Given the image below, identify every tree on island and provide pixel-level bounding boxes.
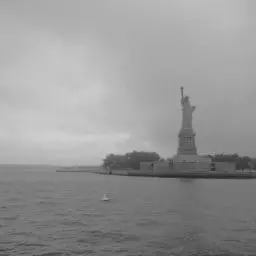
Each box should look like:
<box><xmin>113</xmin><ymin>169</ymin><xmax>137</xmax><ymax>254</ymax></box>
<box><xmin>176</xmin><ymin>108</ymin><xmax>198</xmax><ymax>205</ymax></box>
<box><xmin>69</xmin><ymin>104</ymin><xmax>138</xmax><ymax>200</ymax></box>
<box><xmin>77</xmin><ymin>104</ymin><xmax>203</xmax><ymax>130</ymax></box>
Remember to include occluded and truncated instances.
<box><xmin>102</xmin><ymin>151</ymin><xmax>160</xmax><ymax>170</ymax></box>
<box><xmin>208</xmin><ymin>153</ymin><xmax>254</xmax><ymax>170</ymax></box>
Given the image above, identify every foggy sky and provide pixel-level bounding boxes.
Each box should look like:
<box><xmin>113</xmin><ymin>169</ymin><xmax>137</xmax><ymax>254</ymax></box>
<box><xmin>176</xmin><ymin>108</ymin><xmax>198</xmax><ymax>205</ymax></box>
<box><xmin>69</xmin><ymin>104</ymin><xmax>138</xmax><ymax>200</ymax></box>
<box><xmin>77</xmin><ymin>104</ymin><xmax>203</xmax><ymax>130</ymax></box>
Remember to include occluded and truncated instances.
<box><xmin>0</xmin><ymin>0</ymin><xmax>255</xmax><ymax>165</ymax></box>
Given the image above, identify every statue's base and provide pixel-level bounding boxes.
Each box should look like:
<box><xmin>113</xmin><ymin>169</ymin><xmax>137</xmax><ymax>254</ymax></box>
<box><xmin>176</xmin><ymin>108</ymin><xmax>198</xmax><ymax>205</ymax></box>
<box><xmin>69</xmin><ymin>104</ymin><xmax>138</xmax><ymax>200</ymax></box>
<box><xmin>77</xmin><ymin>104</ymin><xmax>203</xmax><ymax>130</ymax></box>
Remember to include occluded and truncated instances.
<box><xmin>140</xmin><ymin>155</ymin><xmax>236</xmax><ymax>173</ymax></box>
<box><xmin>172</xmin><ymin>154</ymin><xmax>211</xmax><ymax>172</ymax></box>
<box><xmin>173</xmin><ymin>154</ymin><xmax>209</xmax><ymax>162</ymax></box>
<box><xmin>178</xmin><ymin>128</ymin><xmax>197</xmax><ymax>155</ymax></box>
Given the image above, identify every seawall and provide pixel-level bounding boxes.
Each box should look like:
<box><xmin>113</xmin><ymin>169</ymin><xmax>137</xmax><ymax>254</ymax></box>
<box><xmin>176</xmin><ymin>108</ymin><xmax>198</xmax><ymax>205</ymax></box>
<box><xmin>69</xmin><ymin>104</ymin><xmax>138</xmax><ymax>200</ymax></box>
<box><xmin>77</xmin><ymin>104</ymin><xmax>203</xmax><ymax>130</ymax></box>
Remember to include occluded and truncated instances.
<box><xmin>125</xmin><ymin>171</ymin><xmax>256</xmax><ymax>179</ymax></box>
<box><xmin>99</xmin><ymin>170</ymin><xmax>256</xmax><ymax>179</ymax></box>
<box><xmin>56</xmin><ymin>167</ymin><xmax>256</xmax><ymax>179</ymax></box>
<box><xmin>97</xmin><ymin>170</ymin><xmax>256</xmax><ymax>179</ymax></box>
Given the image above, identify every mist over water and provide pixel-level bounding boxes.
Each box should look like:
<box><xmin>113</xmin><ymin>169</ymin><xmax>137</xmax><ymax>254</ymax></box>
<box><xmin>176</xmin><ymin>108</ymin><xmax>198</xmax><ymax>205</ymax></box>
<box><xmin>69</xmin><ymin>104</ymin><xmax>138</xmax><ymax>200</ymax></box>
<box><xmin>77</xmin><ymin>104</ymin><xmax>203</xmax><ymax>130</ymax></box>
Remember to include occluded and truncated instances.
<box><xmin>0</xmin><ymin>167</ymin><xmax>256</xmax><ymax>255</ymax></box>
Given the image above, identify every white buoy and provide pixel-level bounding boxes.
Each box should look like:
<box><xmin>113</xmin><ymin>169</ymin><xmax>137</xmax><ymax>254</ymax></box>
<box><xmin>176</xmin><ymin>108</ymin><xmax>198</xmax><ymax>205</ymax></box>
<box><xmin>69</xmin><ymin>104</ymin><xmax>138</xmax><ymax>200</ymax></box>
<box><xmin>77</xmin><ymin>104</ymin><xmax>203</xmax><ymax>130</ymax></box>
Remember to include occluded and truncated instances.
<box><xmin>101</xmin><ymin>194</ymin><xmax>109</xmax><ymax>201</ymax></box>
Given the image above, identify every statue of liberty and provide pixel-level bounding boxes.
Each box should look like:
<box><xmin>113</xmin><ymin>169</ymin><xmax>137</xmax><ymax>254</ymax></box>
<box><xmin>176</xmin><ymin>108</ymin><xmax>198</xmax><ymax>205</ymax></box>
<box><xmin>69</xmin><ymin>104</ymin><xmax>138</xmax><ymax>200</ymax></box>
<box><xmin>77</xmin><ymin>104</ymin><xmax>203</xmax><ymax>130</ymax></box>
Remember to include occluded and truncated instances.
<box><xmin>180</xmin><ymin>87</ymin><xmax>195</xmax><ymax>129</ymax></box>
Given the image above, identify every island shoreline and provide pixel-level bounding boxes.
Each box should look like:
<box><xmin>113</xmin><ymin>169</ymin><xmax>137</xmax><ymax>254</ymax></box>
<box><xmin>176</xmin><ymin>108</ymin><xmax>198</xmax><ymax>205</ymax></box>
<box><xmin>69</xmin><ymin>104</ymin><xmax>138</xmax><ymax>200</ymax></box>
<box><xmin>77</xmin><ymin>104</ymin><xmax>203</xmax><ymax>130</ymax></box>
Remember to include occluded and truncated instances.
<box><xmin>56</xmin><ymin>168</ymin><xmax>256</xmax><ymax>179</ymax></box>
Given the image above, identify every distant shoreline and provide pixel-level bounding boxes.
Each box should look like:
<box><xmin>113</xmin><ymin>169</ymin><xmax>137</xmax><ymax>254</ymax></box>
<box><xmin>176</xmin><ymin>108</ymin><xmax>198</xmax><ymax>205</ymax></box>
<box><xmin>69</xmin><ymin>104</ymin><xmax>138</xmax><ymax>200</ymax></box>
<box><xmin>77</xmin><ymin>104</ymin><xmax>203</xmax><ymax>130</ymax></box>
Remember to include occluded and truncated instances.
<box><xmin>56</xmin><ymin>167</ymin><xmax>256</xmax><ymax>179</ymax></box>
<box><xmin>56</xmin><ymin>166</ymin><xmax>103</xmax><ymax>173</ymax></box>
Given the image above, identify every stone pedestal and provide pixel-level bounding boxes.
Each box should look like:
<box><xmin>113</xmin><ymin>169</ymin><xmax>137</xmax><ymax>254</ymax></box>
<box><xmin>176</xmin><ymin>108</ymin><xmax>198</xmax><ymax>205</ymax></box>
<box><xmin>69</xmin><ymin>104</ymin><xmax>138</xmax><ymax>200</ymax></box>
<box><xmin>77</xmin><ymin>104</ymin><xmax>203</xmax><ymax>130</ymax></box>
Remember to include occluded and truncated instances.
<box><xmin>177</xmin><ymin>128</ymin><xmax>197</xmax><ymax>155</ymax></box>
<box><xmin>172</xmin><ymin>154</ymin><xmax>211</xmax><ymax>172</ymax></box>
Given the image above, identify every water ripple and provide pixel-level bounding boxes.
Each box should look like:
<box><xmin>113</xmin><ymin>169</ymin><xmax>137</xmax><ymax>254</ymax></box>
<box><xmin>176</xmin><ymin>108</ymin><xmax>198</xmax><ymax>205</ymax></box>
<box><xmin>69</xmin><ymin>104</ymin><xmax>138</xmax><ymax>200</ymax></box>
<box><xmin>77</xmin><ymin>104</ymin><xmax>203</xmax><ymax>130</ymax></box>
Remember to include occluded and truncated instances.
<box><xmin>0</xmin><ymin>170</ymin><xmax>256</xmax><ymax>255</ymax></box>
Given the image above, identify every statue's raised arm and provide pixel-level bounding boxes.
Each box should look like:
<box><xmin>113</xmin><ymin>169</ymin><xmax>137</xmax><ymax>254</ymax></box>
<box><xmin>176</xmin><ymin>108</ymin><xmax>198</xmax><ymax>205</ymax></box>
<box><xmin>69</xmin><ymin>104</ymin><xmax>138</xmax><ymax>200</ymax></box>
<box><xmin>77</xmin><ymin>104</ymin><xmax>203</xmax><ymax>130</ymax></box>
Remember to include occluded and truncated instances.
<box><xmin>181</xmin><ymin>86</ymin><xmax>184</xmax><ymax>100</ymax></box>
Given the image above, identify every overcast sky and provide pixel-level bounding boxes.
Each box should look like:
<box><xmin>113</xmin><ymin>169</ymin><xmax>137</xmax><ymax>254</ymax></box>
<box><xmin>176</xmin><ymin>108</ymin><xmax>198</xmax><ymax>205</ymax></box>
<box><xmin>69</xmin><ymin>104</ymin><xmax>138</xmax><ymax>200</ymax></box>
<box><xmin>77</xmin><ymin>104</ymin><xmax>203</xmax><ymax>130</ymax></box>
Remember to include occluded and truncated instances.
<box><xmin>0</xmin><ymin>0</ymin><xmax>255</xmax><ymax>165</ymax></box>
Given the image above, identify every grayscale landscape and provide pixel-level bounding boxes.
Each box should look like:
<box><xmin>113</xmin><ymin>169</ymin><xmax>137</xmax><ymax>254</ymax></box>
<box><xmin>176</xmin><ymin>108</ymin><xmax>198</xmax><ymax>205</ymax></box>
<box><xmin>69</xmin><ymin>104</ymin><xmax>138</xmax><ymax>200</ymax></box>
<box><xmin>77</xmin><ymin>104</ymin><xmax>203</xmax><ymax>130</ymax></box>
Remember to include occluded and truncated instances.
<box><xmin>0</xmin><ymin>0</ymin><xmax>256</xmax><ymax>255</ymax></box>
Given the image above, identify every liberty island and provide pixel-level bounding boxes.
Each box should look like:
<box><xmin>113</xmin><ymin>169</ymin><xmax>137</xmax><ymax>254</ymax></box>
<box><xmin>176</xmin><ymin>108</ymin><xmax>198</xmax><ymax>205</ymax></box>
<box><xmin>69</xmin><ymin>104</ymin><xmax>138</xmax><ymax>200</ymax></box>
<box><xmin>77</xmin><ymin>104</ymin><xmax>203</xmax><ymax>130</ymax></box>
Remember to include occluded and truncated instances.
<box><xmin>108</xmin><ymin>87</ymin><xmax>256</xmax><ymax>178</ymax></box>
<box><xmin>57</xmin><ymin>87</ymin><xmax>256</xmax><ymax>178</ymax></box>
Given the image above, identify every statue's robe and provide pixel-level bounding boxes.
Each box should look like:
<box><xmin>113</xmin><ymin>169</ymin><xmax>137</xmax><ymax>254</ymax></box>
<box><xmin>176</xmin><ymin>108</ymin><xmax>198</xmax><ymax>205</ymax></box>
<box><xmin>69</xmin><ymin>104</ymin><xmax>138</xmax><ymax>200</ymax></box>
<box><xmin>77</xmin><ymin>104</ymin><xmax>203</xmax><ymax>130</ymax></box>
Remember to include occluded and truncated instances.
<box><xmin>181</xmin><ymin>96</ymin><xmax>195</xmax><ymax>129</ymax></box>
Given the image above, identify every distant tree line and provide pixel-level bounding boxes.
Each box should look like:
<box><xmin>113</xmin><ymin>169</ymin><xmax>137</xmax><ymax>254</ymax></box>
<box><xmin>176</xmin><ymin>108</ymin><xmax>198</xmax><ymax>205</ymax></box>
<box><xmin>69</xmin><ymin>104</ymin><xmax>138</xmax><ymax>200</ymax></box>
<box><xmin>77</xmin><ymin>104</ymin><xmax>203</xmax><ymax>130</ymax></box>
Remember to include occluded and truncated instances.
<box><xmin>208</xmin><ymin>153</ymin><xmax>255</xmax><ymax>170</ymax></box>
<box><xmin>102</xmin><ymin>151</ymin><xmax>256</xmax><ymax>170</ymax></box>
<box><xmin>102</xmin><ymin>151</ymin><xmax>160</xmax><ymax>170</ymax></box>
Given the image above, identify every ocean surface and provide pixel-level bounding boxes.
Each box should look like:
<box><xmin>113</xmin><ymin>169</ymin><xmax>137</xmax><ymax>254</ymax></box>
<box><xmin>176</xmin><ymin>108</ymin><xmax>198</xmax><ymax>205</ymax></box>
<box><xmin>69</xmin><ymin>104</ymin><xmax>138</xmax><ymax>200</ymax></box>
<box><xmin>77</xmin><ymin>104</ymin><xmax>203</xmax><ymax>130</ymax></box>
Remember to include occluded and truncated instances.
<box><xmin>1</xmin><ymin>166</ymin><xmax>256</xmax><ymax>255</ymax></box>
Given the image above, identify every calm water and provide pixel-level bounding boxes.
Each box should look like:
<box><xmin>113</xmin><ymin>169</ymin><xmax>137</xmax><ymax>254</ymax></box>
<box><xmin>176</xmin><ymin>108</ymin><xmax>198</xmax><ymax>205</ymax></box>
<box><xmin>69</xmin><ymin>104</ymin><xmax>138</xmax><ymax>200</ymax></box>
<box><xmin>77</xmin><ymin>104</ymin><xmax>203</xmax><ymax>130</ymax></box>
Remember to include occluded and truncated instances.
<box><xmin>0</xmin><ymin>168</ymin><xmax>256</xmax><ymax>255</ymax></box>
